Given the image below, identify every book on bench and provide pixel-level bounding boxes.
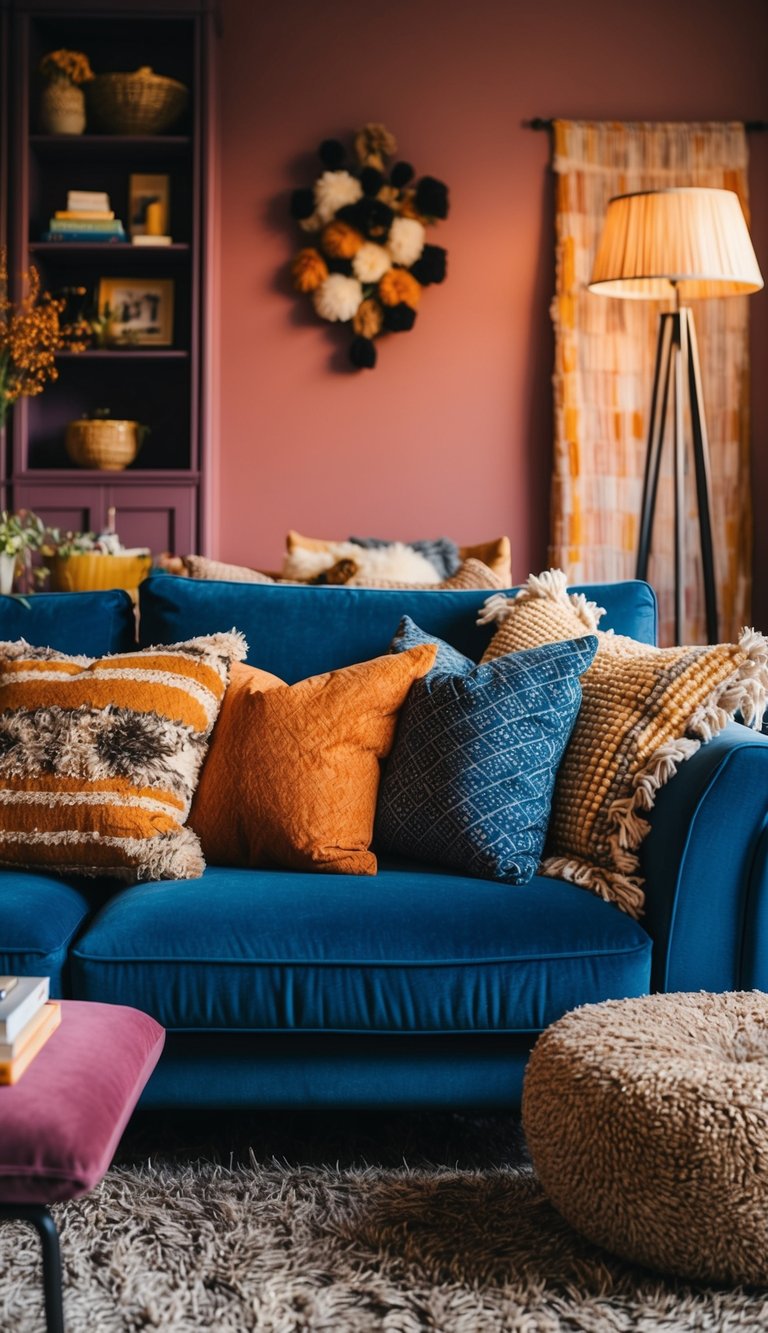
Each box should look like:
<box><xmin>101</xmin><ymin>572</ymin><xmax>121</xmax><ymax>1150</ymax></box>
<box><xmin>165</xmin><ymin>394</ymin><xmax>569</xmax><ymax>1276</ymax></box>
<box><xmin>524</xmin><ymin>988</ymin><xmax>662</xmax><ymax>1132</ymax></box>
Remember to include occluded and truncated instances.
<box><xmin>0</xmin><ymin>975</ymin><xmax>50</xmax><ymax>1042</ymax></box>
<box><xmin>0</xmin><ymin>1001</ymin><xmax>61</xmax><ymax>1084</ymax></box>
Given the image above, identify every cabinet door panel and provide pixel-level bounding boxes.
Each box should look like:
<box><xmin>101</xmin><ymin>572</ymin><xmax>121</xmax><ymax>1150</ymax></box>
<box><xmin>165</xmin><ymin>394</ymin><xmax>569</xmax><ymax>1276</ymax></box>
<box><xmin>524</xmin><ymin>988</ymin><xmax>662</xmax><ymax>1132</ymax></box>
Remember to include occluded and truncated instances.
<box><xmin>104</xmin><ymin>484</ymin><xmax>196</xmax><ymax>553</ymax></box>
<box><xmin>13</xmin><ymin>483</ymin><xmax>104</xmax><ymax>535</ymax></box>
<box><xmin>14</xmin><ymin>481</ymin><xmax>196</xmax><ymax>554</ymax></box>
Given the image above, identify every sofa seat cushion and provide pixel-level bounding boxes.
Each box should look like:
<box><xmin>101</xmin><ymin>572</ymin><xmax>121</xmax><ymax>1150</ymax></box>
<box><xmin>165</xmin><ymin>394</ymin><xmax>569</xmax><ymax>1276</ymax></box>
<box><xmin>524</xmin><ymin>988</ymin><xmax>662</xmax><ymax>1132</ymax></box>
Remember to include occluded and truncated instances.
<box><xmin>0</xmin><ymin>872</ymin><xmax>99</xmax><ymax>995</ymax></box>
<box><xmin>69</xmin><ymin>864</ymin><xmax>652</xmax><ymax>1034</ymax></box>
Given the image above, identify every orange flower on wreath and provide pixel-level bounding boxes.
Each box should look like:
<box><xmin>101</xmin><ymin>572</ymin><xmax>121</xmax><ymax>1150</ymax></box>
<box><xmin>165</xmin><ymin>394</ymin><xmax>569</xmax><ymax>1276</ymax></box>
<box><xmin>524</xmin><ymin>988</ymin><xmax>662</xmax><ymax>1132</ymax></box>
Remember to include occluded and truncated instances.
<box><xmin>378</xmin><ymin>268</ymin><xmax>421</xmax><ymax>310</ymax></box>
<box><xmin>321</xmin><ymin>220</ymin><xmax>364</xmax><ymax>259</ymax></box>
<box><xmin>353</xmin><ymin>298</ymin><xmax>384</xmax><ymax>339</ymax></box>
<box><xmin>291</xmin><ymin>248</ymin><xmax>328</xmax><ymax>293</ymax></box>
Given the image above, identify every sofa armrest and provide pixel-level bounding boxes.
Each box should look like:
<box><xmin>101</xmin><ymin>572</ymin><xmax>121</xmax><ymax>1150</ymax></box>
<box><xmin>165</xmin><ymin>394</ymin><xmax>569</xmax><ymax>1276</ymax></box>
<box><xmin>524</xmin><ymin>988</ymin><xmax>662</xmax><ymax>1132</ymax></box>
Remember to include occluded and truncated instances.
<box><xmin>639</xmin><ymin>722</ymin><xmax>768</xmax><ymax>993</ymax></box>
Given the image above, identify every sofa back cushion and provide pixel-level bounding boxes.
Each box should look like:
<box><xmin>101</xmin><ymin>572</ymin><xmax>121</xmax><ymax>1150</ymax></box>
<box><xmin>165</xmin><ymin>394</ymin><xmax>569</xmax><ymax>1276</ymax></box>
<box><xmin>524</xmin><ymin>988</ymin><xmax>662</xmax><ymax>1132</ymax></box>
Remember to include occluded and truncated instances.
<box><xmin>0</xmin><ymin>589</ymin><xmax>136</xmax><ymax>656</ymax></box>
<box><xmin>139</xmin><ymin>576</ymin><xmax>657</xmax><ymax>682</ymax></box>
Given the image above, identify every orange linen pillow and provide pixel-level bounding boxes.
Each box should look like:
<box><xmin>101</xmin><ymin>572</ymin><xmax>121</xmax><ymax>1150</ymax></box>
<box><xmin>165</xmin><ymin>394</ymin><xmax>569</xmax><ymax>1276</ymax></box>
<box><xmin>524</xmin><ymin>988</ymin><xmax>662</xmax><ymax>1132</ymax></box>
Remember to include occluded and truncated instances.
<box><xmin>191</xmin><ymin>660</ymin><xmax>286</xmax><ymax>818</ymax></box>
<box><xmin>189</xmin><ymin>644</ymin><xmax>436</xmax><ymax>874</ymax></box>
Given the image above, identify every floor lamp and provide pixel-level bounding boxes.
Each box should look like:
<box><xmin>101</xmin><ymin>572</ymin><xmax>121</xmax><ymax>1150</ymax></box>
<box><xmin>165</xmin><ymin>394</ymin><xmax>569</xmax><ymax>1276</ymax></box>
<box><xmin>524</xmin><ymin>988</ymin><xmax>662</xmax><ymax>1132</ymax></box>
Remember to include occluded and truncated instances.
<box><xmin>588</xmin><ymin>188</ymin><xmax>763</xmax><ymax>644</ymax></box>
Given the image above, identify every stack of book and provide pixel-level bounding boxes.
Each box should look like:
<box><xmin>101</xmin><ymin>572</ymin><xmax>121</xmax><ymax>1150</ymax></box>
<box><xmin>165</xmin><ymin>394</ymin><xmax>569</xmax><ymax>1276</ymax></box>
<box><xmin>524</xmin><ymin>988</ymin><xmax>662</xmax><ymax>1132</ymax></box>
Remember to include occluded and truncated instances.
<box><xmin>0</xmin><ymin>976</ymin><xmax>61</xmax><ymax>1084</ymax></box>
<box><xmin>44</xmin><ymin>190</ymin><xmax>126</xmax><ymax>243</ymax></box>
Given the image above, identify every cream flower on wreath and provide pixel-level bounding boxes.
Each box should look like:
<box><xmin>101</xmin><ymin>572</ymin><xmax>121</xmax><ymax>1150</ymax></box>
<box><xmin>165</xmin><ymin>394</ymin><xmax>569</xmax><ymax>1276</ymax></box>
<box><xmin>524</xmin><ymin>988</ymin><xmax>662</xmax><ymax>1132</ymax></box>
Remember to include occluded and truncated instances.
<box><xmin>313</xmin><ymin>273</ymin><xmax>363</xmax><ymax>322</ymax></box>
<box><xmin>298</xmin><ymin>211</ymin><xmax>324</xmax><ymax>234</ymax></box>
<box><xmin>352</xmin><ymin>242</ymin><xmax>392</xmax><ymax>284</ymax></box>
<box><xmin>314</xmin><ymin>170</ymin><xmax>363</xmax><ymax>224</ymax></box>
<box><xmin>387</xmin><ymin>216</ymin><xmax>426</xmax><ymax>267</ymax></box>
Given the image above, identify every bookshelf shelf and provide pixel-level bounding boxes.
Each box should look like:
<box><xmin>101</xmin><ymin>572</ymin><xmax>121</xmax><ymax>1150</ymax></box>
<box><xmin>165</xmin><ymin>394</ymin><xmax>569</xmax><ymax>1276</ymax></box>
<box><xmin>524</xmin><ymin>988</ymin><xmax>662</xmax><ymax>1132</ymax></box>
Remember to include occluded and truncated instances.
<box><xmin>29</xmin><ymin>242</ymin><xmax>192</xmax><ymax>258</ymax></box>
<box><xmin>4</xmin><ymin>0</ymin><xmax>216</xmax><ymax>555</ymax></box>
<box><xmin>29</xmin><ymin>133</ymin><xmax>193</xmax><ymax>159</ymax></box>
<box><xmin>55</xmin><ymin>349</ymin><xmax>190</xmax><ymax>361</ymax></box>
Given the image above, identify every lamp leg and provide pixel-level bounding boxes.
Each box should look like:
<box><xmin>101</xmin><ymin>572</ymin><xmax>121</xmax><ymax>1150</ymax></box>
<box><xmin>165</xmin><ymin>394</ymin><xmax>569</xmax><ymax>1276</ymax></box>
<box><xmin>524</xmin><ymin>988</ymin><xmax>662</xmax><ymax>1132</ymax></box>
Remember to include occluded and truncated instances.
<box><xmin>672</xmin><ymin>313</ymin><xmax>686</xmax><ymax>645</ymax></box>
<box><xmin>683</xmin><ymin>308</ymin><xmax>719</xmax><ymax>643</ymax></box>
<box><xmin>637</xmin><ymin>313</ymin><xmax>675</xmax><ymax>581</ymax></box>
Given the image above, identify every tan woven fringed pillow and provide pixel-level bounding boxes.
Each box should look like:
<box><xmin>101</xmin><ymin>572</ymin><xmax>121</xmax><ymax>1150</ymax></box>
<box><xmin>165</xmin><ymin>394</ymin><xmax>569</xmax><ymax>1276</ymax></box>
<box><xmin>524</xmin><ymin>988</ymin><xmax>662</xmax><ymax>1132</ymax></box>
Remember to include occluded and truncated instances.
<box><xmin>478</xmin><ymin>570</ymin><xmax>768</xmax><ymax>917</ymax></box>
<box><xmin>183</xmin><ymin>555</ymin><xmax>275</xmax><ymax>584</ymax></box>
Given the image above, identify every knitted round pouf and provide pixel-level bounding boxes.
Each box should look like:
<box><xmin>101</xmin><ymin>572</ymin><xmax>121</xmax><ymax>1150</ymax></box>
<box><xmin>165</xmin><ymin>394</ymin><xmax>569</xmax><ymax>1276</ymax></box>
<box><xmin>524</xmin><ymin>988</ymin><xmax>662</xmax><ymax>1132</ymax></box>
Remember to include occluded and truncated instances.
<box><xmin>522</xmin><ymin>991</ymin><xmax>768</xmax><ymax>1284</ymax></box>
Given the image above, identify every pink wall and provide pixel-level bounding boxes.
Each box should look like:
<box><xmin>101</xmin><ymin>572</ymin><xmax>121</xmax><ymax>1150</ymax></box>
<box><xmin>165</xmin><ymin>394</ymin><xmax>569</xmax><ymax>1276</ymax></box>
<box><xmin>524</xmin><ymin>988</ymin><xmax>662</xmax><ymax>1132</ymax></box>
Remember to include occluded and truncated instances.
<box><xmin>217</xmin><ymin>0</ymin><xmax>768</xmax><ymax>621</ymax></box>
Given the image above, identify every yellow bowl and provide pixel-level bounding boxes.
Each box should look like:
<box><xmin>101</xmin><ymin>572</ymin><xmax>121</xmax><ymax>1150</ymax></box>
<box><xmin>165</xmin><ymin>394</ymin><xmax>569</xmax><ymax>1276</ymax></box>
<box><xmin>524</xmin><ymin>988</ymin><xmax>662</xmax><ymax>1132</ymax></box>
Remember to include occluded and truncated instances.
<box><xmin>46</xmin><ymin>553</ymin><xmax>152</xmax><ymax>593</ymax></box>
<box><xmin>65</xmin><ymin>419</ymin><xmax>140</xmax><ymax>471</ymax></box>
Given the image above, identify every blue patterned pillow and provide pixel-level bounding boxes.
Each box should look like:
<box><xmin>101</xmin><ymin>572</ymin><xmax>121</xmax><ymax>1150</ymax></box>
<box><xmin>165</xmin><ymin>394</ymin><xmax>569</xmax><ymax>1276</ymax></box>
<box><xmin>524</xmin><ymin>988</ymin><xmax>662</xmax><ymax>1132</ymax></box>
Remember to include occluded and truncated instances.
<box><xmin>389</xmin><ymin>615</ymin><xmax>474</xmax><ymax>675</ymax></box>
<box><xmin>376</xmin><ymin>628</ymin><xmax>598</xmax><ymax>883</ymax></box>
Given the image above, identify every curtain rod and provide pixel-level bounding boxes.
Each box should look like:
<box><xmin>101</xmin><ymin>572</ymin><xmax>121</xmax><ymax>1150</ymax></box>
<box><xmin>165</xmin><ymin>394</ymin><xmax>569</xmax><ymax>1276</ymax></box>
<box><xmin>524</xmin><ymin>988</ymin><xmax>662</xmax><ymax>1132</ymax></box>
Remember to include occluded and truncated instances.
<box><xmin>524</xmin><ymin>117</ymin><xmax>768</xmax><ymax>132</ymax></box>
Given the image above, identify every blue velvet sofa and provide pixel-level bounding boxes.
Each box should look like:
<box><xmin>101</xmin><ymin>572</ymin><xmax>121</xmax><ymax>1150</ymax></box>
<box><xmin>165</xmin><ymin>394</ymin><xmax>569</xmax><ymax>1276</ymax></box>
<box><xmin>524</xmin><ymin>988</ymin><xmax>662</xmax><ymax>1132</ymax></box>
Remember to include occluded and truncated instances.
<box><xmin>1</xmin><ymin>574</ymin><xmax>767</xmax><ymax>1110</ymax></box>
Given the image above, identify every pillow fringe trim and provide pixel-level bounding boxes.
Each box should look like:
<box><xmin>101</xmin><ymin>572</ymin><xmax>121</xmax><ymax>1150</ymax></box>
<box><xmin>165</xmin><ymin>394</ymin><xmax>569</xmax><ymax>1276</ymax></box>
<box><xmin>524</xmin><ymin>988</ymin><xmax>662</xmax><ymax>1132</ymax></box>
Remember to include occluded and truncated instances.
<box><xmin>548</xmin><ymin>626</ymin><xmax>768</xmax><ymax>919</ymax></box>
<box><xmin>477</xmin><ymin>568</ymin><xmax>605</xmax><ymax>632</ymax></box>
<box><xmin>540</xmin><ymin>854</ymin><xmax>646</xmax><ymax>917</ymax></box>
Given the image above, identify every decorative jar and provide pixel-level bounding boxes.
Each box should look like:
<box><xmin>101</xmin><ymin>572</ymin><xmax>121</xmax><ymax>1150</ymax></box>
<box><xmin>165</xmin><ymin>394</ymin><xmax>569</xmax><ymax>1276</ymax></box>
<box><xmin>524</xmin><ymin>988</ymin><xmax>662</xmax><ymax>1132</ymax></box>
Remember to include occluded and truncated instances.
<box><xmin>39</xmin><ymin>78</ymin><xmax>86</xmax><ymax>135</ymax></box>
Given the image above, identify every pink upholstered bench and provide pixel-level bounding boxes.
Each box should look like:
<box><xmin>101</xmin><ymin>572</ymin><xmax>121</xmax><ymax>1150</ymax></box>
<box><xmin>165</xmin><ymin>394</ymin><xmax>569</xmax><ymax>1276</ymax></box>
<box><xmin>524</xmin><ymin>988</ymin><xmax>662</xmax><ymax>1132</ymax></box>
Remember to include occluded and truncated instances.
<box><xmin>0</xmin><ymin>999</ymin><xmax>165</xmax><ymax>1333</ymax></box>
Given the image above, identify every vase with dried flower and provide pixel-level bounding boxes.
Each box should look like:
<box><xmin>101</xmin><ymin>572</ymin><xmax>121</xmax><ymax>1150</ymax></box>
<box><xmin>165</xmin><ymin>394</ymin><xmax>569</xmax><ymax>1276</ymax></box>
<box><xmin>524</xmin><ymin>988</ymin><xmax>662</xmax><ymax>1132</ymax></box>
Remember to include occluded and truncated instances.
<box><xmin>0</xmin><ymin>250</ymin><xmax>89</xmax><ymax>556</ymax></box>
<box><xmin>38</xmin><ymin>49</ymin><xmax>93</xmax><ymax>135</ymax></box>
<box><xmin>0</xmin><ymin>248</ymin><xmax>89</xmax><ymax>431</ymax></box>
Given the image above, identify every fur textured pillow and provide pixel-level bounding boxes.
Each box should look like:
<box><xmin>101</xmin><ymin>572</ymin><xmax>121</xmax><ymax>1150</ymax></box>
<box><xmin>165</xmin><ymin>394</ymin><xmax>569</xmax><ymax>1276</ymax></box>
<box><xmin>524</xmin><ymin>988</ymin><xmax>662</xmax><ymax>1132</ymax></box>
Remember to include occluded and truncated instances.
<box><xmin>478</xmin><ymin>570</ymin><xmax>768</xmax><ymax>916</ymax></box>
<box><xmin>282</xmin><ymin>539</ymin><xmax>443</xmax><ymax>585</ymax></box>
<box><xmin>285</xmin><ymin>530</ymin><xmax>513</xmax><ymax>585</ymax></box>
<box><xmin>0</xmin><ymin>633</ymin><xmax>246</xmax><ymax>882</ymax></box>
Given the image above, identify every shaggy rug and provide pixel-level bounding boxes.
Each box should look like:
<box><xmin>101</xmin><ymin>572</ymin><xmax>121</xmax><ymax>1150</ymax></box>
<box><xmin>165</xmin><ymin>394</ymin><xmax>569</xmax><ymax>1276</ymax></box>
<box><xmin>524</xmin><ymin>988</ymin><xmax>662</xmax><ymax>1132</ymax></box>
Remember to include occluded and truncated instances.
<box><xmin>0</xmin><ymin>1109</ymin><xmax>766</xmax><ymax>1332</ymax></box>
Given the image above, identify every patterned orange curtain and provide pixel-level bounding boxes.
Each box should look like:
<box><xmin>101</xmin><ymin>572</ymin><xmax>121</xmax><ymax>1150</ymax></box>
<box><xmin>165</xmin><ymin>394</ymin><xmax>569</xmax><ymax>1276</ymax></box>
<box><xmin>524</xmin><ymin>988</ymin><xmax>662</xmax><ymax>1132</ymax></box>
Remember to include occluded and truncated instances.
<box><xmin>550</xmin><ymin>120</ymin><xmax>753</xmax><ymax>645</ymax></box>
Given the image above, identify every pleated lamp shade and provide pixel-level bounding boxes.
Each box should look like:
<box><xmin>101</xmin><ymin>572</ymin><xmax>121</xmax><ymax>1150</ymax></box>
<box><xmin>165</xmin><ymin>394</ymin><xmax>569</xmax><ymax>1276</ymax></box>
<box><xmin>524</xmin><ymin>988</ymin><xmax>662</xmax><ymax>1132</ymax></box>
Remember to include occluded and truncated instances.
<box><xmin>588</xmin><ymin>187</ymin><xmax>764</xmax><ymax>300</ymax></box>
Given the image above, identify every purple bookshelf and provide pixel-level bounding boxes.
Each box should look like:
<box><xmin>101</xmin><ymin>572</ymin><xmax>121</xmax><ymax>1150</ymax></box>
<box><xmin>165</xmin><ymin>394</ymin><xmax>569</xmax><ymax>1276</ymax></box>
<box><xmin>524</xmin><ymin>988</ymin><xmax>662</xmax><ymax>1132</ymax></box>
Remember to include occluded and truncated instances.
<box><xmin>5</xmin><ymin>0</ymin><xmax>216</xmax><ymax>554</ymax></box>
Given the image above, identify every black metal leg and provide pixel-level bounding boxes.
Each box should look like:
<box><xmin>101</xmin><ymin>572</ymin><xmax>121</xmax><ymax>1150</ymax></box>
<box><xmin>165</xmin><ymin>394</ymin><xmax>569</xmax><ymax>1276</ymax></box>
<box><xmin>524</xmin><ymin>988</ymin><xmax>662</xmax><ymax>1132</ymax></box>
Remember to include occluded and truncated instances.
<box><xmin>637</xmin><ymin>313</ymin><xmax>674</xmax><ymax>581</ymax></box>
<box><xmin>684</xmin><ymin>308</ymin><xmax>719</xmax><ymax>643</ymax></box>
<box><xmin>636</xmin><ymin>305</ymin><xmax>719</xmax><ymax>646</ymax></box>
<box><xmin>0</xmin><ymin>1203</ymin><xmax>65</xmax><ymax>1333</ymax></box>
<box><xmin>672</xmin><ymin>317</ymin><xmax>686</xmax><ymax>647</ymax></box>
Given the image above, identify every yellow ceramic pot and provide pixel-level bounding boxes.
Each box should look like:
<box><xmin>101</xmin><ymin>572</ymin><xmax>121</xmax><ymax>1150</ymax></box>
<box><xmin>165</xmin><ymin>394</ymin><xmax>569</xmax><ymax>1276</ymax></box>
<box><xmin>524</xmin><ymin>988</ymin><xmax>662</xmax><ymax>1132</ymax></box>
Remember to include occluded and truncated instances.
<box><xmin>46</xmin><ymin>552</ymin><xmax>152</xmax><ymax>593</ymax></box>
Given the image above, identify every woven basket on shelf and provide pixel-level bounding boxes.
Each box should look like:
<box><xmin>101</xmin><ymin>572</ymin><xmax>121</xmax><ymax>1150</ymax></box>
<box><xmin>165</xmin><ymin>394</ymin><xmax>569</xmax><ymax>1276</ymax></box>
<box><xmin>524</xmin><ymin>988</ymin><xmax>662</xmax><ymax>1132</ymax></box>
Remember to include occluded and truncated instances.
<box><xmin>66</xmin><ymin>419</ymin><xmax>140</xmax><ymax>471</ymax></box>
<box><xmin>46</xmin><ymin>553</ymin><xmax>153</xmax><ymax>594</ymax></box>
<box><xmin>86</xmin><ymin>66</ymin><xmax>188</xmax><ymax>135</ymax></box>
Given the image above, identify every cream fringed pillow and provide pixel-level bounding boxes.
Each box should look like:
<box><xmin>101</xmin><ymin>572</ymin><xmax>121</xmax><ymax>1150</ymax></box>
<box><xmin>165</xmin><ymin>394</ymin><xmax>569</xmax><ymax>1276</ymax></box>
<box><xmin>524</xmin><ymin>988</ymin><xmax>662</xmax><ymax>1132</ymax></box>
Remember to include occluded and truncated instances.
<box><xmin>478</xmin><ymin>570</ymin><xmax>768</xmax><ymax>917</ymax></box>
<box><xmin>0</xmin><ymin>632</ymin><xmax>246</xmax><ymax>882</ymax></box>
<box><xmin>349</xmin><ymin>558</ymin><xmax>505</xmax><ymax>591</ymax></box>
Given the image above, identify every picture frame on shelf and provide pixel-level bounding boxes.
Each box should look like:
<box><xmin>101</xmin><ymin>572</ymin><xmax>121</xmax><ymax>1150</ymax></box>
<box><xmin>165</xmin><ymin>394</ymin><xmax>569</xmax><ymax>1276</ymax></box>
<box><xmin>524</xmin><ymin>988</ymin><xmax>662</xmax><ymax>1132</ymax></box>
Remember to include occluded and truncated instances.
<box><xmin>128</xmin><ymin>173</ymin><xmax>171</xmax><ymax>240</ymax></box>
<box><xmin>97</xmin><ymin>276</ymin><xmax>174</xmax><ymax>346</ymax></box>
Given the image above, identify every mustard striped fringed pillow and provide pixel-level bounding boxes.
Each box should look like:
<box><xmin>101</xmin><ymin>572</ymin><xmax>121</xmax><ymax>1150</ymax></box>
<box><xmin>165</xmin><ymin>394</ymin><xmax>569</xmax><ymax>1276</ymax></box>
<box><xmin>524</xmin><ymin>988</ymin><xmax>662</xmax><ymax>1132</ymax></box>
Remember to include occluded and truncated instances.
<box><xmin>0</xmin><ymin>632</ymin><xmax>247</xmax><ymax>882</ymax></box>
<box><xmin>478</xmin><ymin>570</ymin><xmax>768</xmax><ymax>917</ymax></box>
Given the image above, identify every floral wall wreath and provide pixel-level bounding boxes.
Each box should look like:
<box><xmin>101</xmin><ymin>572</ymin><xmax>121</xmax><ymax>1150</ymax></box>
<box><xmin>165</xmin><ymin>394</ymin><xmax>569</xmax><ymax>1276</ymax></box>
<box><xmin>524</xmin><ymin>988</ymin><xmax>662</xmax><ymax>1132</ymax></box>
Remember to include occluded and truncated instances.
<box><xmin>289</xmin><ymin>123</ymin><xmax>449</xmax><ymax>370</ymax></box>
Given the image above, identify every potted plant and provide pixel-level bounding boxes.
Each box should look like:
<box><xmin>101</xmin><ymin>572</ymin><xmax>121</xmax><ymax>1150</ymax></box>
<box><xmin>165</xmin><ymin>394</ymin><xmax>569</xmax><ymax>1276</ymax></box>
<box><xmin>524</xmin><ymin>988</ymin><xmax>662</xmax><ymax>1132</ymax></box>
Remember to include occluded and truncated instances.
<box><xmin>43</xmin><ymin>525</ymin><xmax>152</xmax><ymax>594</ymax></box>
<box><xmin>0</xmin><ymin>510</ymin><xmax>46</xmax><ymax>595</ymax></box>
